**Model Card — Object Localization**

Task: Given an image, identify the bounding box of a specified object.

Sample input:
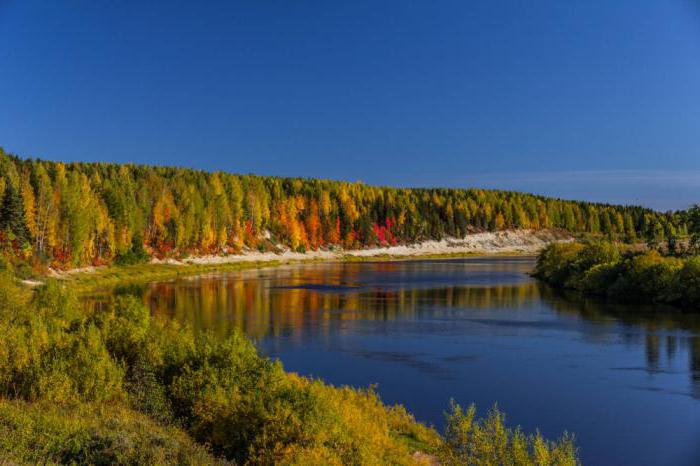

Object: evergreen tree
[0,182,31,245]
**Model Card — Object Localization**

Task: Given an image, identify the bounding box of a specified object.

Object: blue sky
[1,1,699,210]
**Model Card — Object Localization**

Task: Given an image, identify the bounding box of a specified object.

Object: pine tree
[0,182,31,245]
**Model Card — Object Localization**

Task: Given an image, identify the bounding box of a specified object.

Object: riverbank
[0,270,580,465]
[46,229,570,292]
[534,241,700,311]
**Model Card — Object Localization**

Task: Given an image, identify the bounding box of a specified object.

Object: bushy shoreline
[534,242,700,310]
[0,272,579,465]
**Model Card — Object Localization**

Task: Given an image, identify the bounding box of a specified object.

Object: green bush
[608,251,682,302]
[675,257,700,307]
[0,273,579,465]
[0,399,225,465]
[534,243,584,287]
[579,262,621,295]
[573,241,621,273]
[441,401,578,466]
[536,241,700,309]
[0,276,123,403]
[0,257,34,280]
[115,234,150,265]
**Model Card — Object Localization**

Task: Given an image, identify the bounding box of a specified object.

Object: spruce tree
[0,183,31,245]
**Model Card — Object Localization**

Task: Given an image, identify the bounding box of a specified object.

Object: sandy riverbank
[37,229,571,291]
[163,229,571,266]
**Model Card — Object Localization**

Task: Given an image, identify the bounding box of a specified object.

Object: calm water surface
[104,257,700,465]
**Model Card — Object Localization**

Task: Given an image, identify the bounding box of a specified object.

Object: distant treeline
[534,241,700,310]
[0,147,687,268]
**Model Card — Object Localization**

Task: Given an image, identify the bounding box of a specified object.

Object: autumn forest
[0,148,689,270]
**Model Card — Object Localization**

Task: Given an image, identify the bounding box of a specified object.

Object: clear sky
[1,1,699,210]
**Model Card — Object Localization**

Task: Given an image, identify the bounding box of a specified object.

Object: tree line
[0,147,686,268]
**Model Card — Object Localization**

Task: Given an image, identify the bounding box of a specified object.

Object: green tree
[0,182,31,245]
[687,204,700,254]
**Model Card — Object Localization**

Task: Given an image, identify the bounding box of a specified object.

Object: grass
[62,259,289,293]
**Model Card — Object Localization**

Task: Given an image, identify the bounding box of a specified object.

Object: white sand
[44,229,570,278]
[179,229,569,266]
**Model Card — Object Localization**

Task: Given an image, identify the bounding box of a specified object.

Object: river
[96,257,700,465]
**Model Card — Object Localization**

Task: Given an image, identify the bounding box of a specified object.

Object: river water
[104,257,700,465]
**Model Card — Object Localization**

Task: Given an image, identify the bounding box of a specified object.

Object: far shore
[32,229,570,292]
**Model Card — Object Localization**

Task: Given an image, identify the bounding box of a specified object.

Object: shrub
[0,399,225,465]
[534,243,584,287]
[536,241,700,310]
[0,277,123,403]
[115,234,150,265]
[31,277,81,322]
[561,241,622,289]
[0,274,579,465]
[441,401,579,466]
[0,269,28,313]
[608,252,682,302]
[579,262,621,295]
[675,257,700,306]
[95,295,152,364]
[573,241,621,272]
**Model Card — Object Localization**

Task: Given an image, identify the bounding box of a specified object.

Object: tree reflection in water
[85,260,700,400]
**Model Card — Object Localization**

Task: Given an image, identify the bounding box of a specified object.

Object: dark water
[100,257,700,465]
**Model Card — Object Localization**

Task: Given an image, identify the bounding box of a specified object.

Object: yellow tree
[306,199,322,249]
[20,173,37,239]
[494,212,506,230]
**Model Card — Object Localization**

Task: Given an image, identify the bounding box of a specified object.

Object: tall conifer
[0,182,31,245]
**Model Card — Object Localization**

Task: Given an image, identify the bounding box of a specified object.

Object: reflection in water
[541,286,700,400]
[143,262,529,337]
[88,260,700,401]
[85,258,700,465]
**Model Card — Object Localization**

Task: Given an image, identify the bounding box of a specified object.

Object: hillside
[0,148,685,270]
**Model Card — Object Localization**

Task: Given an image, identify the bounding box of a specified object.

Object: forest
[0,148,687,270]
[0,148,587,464]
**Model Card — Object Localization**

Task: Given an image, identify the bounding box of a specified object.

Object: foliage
[114,233,150,265]
[442,401,579,466]
[0,399,225,465]
[0,274,123,402]
[686,204,700,254]
[535,241,700,309]
[0,147,685,268]
[0,272,578,464]
[0,181,31,246]
[532,242,585,287]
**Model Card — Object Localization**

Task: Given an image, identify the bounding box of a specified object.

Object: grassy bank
[534,242,700,309]
[0,272,579,465]
[59,259,291,293]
